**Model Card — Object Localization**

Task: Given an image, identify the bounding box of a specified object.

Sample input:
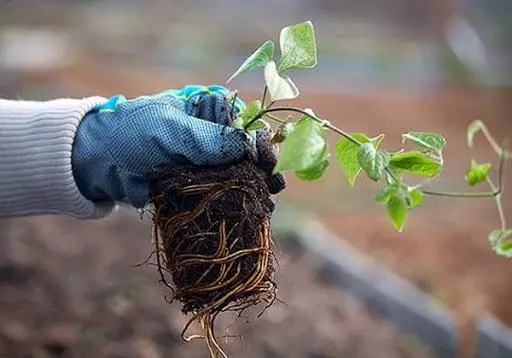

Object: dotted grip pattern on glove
[72,89,285,208]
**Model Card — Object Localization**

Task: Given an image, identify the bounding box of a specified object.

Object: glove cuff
[0,96,116,219]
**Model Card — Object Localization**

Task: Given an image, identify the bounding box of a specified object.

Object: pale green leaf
[335,133,369,185]
[465,160,491,186]
[277,21,317,73]
[227,40,274,82]
[335,133,384,186]
[390,151,442,177]
[264,61,299,101]
[402,132,446,153]
[408,189,424,208]
[489,229,512,258]
[240,100,262,122]
[387,195,408,232]
[240,100,267,130]
[296,158,329,181]
[357,143,390,182]
[274,116,326,173]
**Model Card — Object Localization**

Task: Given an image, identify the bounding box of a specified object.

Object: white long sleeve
[0,97,116,219]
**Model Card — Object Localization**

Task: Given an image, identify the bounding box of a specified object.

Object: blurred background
[1,0,511,357]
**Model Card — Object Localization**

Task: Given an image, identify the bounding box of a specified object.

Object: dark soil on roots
[148,160,276,356]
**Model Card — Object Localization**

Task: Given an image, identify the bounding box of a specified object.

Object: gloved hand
[72,85,285,208]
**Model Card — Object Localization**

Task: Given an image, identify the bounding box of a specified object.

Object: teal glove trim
[93,85,246,114]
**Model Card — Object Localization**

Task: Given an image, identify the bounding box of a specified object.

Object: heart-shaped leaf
[278,21,317,73]
[357,143,390,182]
[390,151,442,177]
[227,40,274,82]
[274,116,326,173]
[264,61,299,101]
[335,133,384,185]
[402,132,446,153]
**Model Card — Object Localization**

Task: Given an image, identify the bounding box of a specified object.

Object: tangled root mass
[148,160,277,357]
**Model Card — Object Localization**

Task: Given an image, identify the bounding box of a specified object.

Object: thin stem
[488,177,506,230]
[260,86,268,109]
[247,106,362,146]
[263,113,285,124]
[245,103,509,205]
[421,190,498,198]
[422,145,506,199]
[229,91,239,121]
[489,145,508,229]
[496,198,506,230]
[480,123,508,158]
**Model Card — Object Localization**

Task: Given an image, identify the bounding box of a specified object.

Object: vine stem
[245,106,363,147]
[260,86,268,110]
[479,122,511,159]
[487,176,506,230]
[422,148,506,199]
[487,148,508,230]
[244,104,508,205]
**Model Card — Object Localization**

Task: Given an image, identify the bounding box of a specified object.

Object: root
[149,161,277,357]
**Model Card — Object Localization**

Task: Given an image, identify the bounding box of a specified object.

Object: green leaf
[489,230,512,258]
[467,119,485,148]
[335,133,369,185]
[387,195,408,232]
[239,100,267,131]
[408,189,424,208]
[227,40,274,82]
[402,132,446,153]
[465,160,491,186]
[335,133,384,186]
[277,21,317,73]
[274,116,326,173]
[264,61,299,101]
[389,151,442,177]
[375,185,398,204]
[240,100,262,122]
[296,158,329,181]
[357,143,390,182]
[497,241,512,258]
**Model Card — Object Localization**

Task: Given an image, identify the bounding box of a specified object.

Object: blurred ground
[0,212,434,358]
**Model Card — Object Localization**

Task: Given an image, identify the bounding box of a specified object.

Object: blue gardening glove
[72,85,284,209]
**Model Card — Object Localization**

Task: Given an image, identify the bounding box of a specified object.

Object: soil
[0,213,434,358]
[148,161,276,355]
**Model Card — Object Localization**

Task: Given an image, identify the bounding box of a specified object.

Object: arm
[0,97,116,219]
[0,86,285,220]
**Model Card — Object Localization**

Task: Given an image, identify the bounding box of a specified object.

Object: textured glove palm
[72,86,284,208]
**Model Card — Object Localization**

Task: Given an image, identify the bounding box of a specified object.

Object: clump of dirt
[148,160,277,357]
